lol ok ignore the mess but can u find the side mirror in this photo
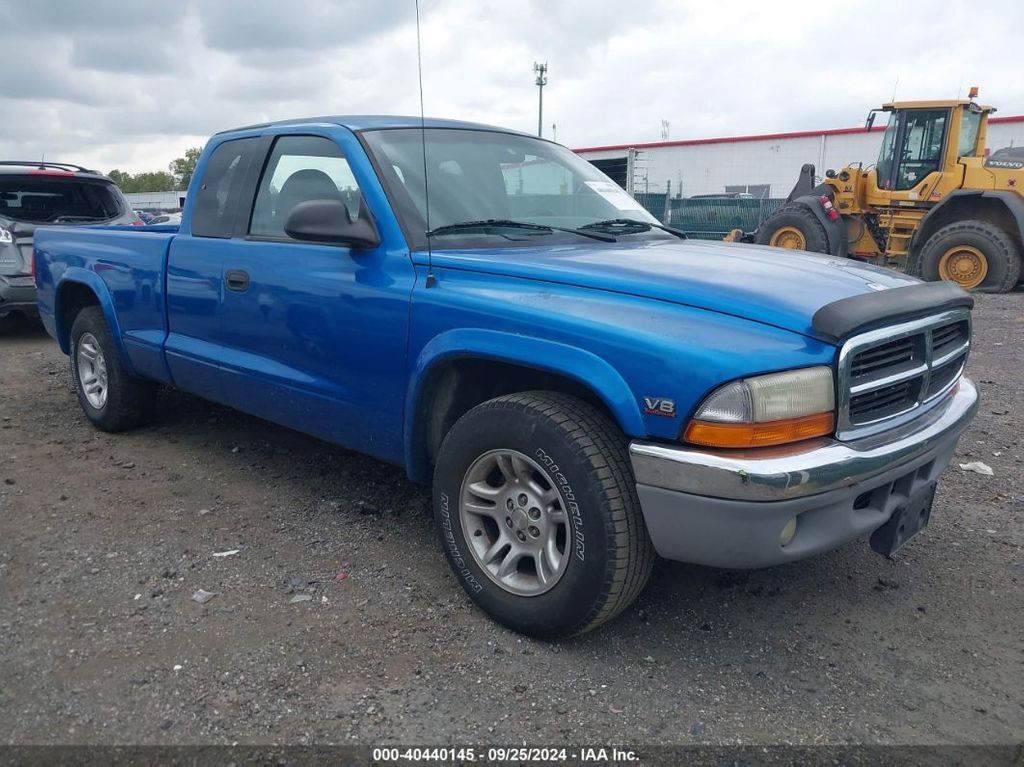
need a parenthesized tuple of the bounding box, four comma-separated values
(284, 199, 380, 249)
(865, 112, 876, 130)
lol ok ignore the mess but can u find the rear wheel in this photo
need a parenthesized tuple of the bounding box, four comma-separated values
(755, 204, 830, 254)
(917, 221, 1022, 292)
(70, 306, 157, 431)
(432, 391, 654, 638)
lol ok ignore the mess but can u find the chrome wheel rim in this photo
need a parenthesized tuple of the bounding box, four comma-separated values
(76, 332, 108, 409)
(459, 449, 571, 597)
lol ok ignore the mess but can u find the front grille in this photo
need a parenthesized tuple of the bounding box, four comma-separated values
(849, 336, 918, 380)
(849, 379, 919, 421)
(932, 320, 969, 359)
(838, 310, 971, 439)
(927, 356, 963, 397)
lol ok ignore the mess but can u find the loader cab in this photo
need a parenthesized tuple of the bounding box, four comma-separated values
(876, 108, 947, 192)
(866, 99, 993, 206)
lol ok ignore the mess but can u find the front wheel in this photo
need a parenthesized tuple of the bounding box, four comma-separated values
(70, 306, 157, 432)
(432, 391, 654, 638)
(755, 203, 831, 253)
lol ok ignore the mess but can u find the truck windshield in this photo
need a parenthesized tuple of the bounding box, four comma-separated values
(0, 176, 126, 224)
(361, 128, 664, 249)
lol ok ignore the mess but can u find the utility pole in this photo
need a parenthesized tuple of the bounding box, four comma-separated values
(533, 62, 548, 137)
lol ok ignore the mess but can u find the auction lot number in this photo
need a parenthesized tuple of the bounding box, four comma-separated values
(373, 746, 638, 762)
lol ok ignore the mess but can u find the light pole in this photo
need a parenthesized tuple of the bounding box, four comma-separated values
(533, 62, 547, 137)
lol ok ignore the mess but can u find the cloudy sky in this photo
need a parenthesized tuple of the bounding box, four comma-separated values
(3, 0, 1023, 174)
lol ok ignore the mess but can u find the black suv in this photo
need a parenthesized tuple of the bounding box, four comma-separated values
(0, 162, 138, 319)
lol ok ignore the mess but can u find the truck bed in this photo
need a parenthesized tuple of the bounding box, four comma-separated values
(34, 224, 178, 383)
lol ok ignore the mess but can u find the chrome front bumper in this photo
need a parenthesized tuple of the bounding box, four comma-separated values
(630, 378, 978, 503)
(628, 378, 978, 568)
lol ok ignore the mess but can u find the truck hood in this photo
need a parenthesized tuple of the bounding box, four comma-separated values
(421, 238, 919, 341)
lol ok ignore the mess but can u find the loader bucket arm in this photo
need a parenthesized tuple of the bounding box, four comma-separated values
(786, 164, 817, 202)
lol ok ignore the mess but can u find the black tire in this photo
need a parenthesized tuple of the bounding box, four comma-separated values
(69, 306, 157, 432)
(432, 391, 654, 638)
(915, 220, 1022, 293)
(755, 203, 830, 253)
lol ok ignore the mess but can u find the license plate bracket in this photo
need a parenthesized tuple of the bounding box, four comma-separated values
(869, 482, 936, 557)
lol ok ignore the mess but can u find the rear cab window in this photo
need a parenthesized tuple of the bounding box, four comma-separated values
(190, 137, 258, 238)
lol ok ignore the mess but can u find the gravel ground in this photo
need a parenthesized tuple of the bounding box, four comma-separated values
(0, 295, 1021, 748)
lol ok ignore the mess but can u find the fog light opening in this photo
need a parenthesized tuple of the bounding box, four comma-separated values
(780, 516, 798, 548)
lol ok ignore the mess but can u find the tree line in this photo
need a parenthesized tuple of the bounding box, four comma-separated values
(108, 147, 203, 193)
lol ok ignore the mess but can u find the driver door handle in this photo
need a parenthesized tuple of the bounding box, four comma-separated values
(225, 269, 250, 292)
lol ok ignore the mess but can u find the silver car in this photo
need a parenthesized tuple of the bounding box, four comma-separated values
(0, 161, 139, 319)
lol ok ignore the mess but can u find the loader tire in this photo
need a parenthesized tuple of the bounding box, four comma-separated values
(755, 204, 830, 254)
(916, 221, 1022, 293)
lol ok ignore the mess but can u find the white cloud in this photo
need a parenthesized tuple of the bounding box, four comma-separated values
(1, 0, 1021, 174)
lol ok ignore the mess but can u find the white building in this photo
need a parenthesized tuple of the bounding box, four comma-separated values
(574, 115, 1024, 199)
(124, 190, 187, 212)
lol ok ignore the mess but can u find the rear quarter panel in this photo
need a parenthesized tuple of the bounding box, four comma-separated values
(34, 225, 176, 382)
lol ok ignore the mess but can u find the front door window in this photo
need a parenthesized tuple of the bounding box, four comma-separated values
(877, 109, 949, 192)
(249, 135, 363, 238)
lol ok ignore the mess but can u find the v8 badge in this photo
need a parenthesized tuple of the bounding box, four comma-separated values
(643, 397, 676, 417)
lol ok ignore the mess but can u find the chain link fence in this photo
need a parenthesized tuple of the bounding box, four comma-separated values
(634, 193, 785, 241)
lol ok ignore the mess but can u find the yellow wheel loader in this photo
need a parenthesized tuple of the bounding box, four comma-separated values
(755, 89, 1024, 292)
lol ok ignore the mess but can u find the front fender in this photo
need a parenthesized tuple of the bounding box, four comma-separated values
(913, 189, 1024, 250)
(54, 268, 136, 373)
(404, 328, 644, 483)
(792, 193, 848, 258)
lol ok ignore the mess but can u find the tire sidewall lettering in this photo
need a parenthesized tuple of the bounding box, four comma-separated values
(534, 447, 585, 563)
(438, 490, 483, 593)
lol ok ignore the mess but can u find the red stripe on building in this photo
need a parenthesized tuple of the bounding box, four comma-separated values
(573, 114, 1024, 154)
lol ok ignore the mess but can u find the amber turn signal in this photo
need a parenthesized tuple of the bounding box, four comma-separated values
(683, 411, 835, 449)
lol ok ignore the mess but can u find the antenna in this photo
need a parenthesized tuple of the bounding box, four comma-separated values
(415, 0, 436, 288)
(533, 62, 548, 137)
(891, 75, 900, 102)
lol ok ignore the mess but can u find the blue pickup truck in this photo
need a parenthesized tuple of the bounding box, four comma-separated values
(34, 116, 978, 637)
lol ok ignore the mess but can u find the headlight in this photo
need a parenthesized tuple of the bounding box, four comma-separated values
(684, 366, 835, 448)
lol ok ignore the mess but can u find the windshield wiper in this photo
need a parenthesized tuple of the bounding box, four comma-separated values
(426, 219, 617, 243)
(580, 218, 688, 240)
